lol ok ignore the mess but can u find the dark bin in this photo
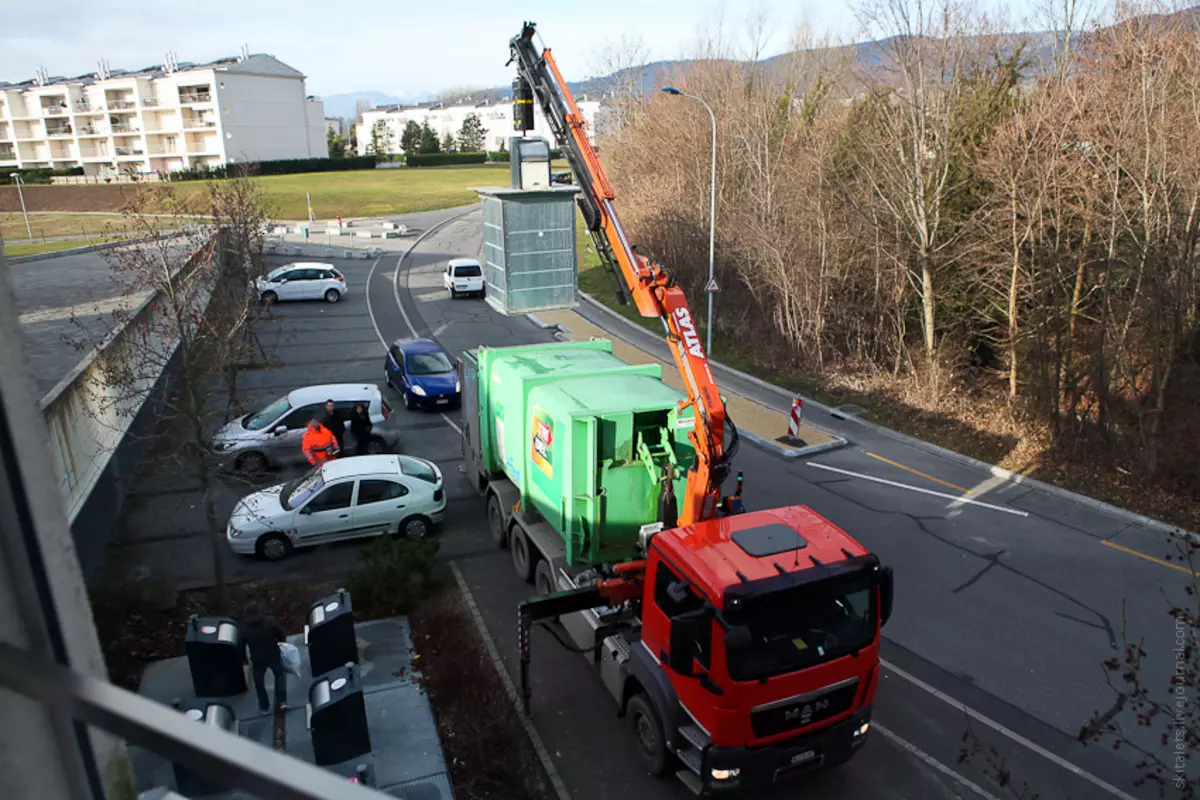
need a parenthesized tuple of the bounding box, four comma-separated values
(174, 703, 235, 796)
(308, 662, 371, 766)
(305, 589, 357, 678)
(185, 615, 246, 698)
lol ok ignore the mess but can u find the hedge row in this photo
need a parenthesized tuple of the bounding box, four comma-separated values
(0, 166, 84, 185)
(168, 155, 377, 182)
(405, 152, 488, 167)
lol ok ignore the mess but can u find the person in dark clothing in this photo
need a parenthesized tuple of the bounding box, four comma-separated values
(318, 398, 344, 453)
(350, 402, 373, 456)
(241, 603, 287, 713)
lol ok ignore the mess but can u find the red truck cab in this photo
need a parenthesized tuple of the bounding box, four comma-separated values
(626, 505, 893, 793)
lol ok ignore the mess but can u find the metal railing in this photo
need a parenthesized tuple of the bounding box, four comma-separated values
(73, 102, 93, 112)
(111, 125, 139, 134)
(179, 92, 213, 104)
(47, 127, 73, 137)
(183, 119, 217, 130)
(0, 643, 388, 800)
(77, 125, 100, 135)
(142, 98, 160, 107)
(107, 100, 136, 110)
(43, 106, 67, 116)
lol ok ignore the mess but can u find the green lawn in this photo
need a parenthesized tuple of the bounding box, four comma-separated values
(3, 237, 125, 258)
(1, 212, 128, 241)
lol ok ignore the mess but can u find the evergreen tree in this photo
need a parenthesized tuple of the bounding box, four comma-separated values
(400, 120, 421, 154)
(418, 121, 440, 154)
(457, 112, 486, 152)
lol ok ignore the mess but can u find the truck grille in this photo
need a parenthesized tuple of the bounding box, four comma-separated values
(750, 677, 858, 739)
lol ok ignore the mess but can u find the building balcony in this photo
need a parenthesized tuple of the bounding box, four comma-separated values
(47, 127, 73, 138)
(76, 125, 105, 137)
(42, 106, 68, 116)
(179, 92, 213, 105)
(0, 151, 16, 162)
(110, 124, 139, 134)
(182, 118, 217, 130)
(107, 100, 136, 110)
(114, 146, 145, 157)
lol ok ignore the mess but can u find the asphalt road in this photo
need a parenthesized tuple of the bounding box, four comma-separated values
(361, 207, 1191, 800)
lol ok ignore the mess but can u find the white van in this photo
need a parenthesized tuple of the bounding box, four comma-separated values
(443, 258, 485, 298)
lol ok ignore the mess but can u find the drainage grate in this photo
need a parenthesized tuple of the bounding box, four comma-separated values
(831, 404, 869, 420)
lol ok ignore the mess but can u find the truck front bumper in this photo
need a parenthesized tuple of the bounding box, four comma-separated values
(704, 706, 872, 793)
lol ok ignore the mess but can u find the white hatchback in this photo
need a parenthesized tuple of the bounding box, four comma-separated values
(443, 258, 485, 298)
(226, 454, 445, 560)
(257, 262, 347, 304)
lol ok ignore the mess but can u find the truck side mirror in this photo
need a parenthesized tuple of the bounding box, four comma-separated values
(879, 566, 894, 627)
(668, 609, 708, 676)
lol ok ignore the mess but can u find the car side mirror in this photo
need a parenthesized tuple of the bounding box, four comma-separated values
(668, 608, 708, 676)
(723, 625, 751, 652)
(879, 566, 894, 627)
(273, 425, 287, 435)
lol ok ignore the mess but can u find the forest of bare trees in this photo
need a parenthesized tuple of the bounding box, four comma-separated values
(601, 0, 1200, 526)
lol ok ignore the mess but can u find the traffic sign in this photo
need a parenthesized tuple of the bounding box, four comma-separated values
(705, 276, 721, 293)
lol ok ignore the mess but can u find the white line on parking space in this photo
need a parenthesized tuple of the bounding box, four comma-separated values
(872, 722, 1003, 800)
(805, 462, 1029, 517)
(880, 660, 1138, 800)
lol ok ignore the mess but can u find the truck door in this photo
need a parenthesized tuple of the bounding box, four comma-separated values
(645, 557, 717, 731)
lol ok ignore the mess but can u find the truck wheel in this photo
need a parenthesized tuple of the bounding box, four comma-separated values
(487, 493, 507, 548)
(627, 694, 667, 775)
(534, 560, 556, 596)
(510, 526, 535, 583)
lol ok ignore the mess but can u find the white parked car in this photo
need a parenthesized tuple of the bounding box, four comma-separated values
(257, 262, 347, 304)
(226, 454, 445, 560)
(443, 258, 484, 298)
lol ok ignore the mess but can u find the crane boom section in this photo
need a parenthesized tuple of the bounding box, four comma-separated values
(508, 23, 731, 525)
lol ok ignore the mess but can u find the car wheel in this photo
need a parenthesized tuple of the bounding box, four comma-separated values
(367, 436, 386, 455)
(257, 533, 292, 562)
(400, 515, 432, 538)
(261, 291, 278, 306)
(324, 288, 341, 303)
(627, 694, 667, 775)
(510, 525, 535, 583)
(487, 493, 507, 548)
(236, 452, 268, 474)
(405, 392, 417, 411)
(534, 560, 556, 596)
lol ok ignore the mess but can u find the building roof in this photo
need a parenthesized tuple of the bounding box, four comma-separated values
(0, 53, 302, 91)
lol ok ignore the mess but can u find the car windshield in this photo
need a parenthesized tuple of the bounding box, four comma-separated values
(281, 468, 325, 511)
(407, 352, 453, 375)
(453, 264, 482, 277)
(398, 455, 437, 484)
(242, 396, 291, 430)
(725, 569, 876, 682)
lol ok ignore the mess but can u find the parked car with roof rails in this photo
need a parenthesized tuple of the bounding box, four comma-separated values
(211, 383, 398, 473)
(384, 338, 461, 411)
(226, 454, 446, 560)
(256, 262, 347, 304)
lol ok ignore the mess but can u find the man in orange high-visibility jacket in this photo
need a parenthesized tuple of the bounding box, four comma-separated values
(302, 418, 338, 465)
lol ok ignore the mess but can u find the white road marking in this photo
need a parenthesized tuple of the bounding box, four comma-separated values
(872, 722, 1004, 800)
(880, 660, 1139, 800)
(364, 256, 386, 348)
(806, 462, 1029, 517)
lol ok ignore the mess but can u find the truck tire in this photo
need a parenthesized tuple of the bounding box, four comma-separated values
(534, 560, 556, 596)
(627, 694, 667, 775)
(487, 493, 507, 548)
(510, 525, 535, 583)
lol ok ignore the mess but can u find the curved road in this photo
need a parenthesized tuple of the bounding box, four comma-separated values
(366, 207, 1186, 800)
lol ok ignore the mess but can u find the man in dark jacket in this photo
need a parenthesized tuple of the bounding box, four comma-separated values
(242, 603, 287, 713)
(350, 402, 373, 456)
(318, 398, 345, 453)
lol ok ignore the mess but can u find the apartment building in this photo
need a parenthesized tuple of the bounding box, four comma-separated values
(0, 53, 327, 177)
(355, 96, 603, 156)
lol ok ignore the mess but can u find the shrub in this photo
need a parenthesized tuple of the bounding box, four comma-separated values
(347, 535, 439, 617)
(167, 156, 377, 182)
(487, 150, 511, 163)
(405, 152, 488, 167)
(0, 166, 83, 185)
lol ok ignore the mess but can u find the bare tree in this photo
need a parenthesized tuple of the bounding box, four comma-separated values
(68, 181, 277, 611)
(591, 32, 650, 133)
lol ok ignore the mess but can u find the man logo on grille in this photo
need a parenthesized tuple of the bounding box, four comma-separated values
(784, 698, 829, 725)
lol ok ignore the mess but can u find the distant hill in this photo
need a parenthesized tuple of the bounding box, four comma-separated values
(321, 90, 434, 119)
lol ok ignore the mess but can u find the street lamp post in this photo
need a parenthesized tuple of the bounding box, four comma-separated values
(8, 173, 33, 239)
(662, 86, 717, 357)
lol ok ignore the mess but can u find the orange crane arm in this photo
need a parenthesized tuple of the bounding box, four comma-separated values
(508, 23, 736, 525)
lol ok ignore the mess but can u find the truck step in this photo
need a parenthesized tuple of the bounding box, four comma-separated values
(677, 745, 702, 775)
(678, 723, 710, 750)
(675, 769, 704, 796)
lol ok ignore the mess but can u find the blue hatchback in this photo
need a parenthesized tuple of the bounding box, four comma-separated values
(385, 338, 460, 411)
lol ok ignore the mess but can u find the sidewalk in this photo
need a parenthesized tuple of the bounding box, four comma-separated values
(532, 307, 842, 457)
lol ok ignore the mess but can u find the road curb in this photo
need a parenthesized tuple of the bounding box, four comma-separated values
(450, 562, 572, 800)
(739, 429, 850, 460)
(9, 231, 185, 264)
(575, 292, 1197, 540)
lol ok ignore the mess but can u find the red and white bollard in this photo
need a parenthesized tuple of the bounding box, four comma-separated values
(787, 395, 803, 438)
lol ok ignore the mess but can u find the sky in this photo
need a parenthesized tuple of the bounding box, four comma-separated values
(2, 0, 1044, 99)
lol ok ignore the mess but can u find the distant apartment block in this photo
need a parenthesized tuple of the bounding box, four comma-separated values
(355, 97, 603, 156)
(0, 52, 327, 177)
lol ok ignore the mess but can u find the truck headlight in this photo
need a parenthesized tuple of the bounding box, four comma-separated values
(854, 722, 870, 738)
(411, 385, 426, 396)
(710, 767, 740, 780)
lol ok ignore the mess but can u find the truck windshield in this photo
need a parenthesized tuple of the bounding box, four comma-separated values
(725, 570, 876, 683)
